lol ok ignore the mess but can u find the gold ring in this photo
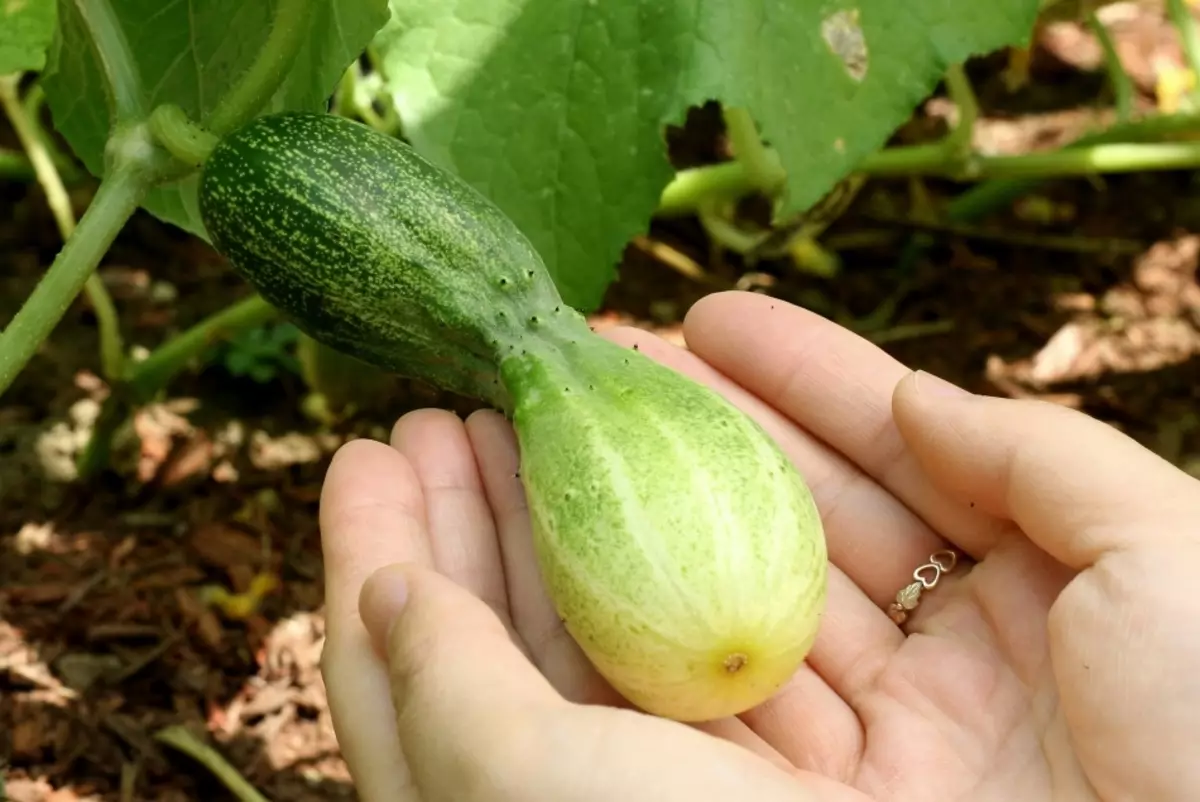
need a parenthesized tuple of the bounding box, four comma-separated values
(887, 549, 960, 626)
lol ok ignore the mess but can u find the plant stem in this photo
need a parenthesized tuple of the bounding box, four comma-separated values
(865, 139, 1200, 178)
(721, 107, 786, 194)
(23, 83, 85, 183)
(0, 165, 147, 397)
(1088, 12, 1134, 122)
(153, 726, 269, 802)
(697, 202, 768, 253)
(658, 109, 1200, 218)
(942, 64, 978, 159)
(125, 293, 278, 401)
(0, 75, 125, 383)
(77, 0, 147, 122)
(0, 147, 34, 179)
(204, 0, 314, 137)
(1168, 0, 1200, 88)
(149, 103, 219, 167)
(659, 160, 752, 216)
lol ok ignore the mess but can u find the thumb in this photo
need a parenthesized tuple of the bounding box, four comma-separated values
(891, 370, 1200, 569)
(359, 563, 564, 797)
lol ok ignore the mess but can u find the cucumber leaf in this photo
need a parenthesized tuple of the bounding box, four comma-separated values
(0, 0, 57, 75)
(374, 0, 1040, 311)
(40, 0, 390, 239)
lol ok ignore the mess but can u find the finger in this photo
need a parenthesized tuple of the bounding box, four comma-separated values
(465, 409, 625, 707)
(601, 325, 947, 611)
(739, 569, 904, 772)
(362, 564, 869, 802)
(891, 370, 1200, 569)
(319, 440, 431, 801)
(360, 563, 564, 800)
(391, 409, 515, 634)
(321, 440, 433, 628)
(682, 291, 1011, 558)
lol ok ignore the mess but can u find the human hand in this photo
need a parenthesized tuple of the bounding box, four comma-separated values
(319, 290, 1200, 802)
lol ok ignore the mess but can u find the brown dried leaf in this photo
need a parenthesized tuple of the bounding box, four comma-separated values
(187, 523, 263, 571)
(1029, 322, 1090, 385)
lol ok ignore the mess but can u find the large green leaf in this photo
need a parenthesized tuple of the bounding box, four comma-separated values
(0, 0, 58, 75)
(40, 0, 389, 238)
(375, 0, 1040, 310)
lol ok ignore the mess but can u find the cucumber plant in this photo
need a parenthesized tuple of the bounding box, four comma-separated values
(6, 0, 1200, 718)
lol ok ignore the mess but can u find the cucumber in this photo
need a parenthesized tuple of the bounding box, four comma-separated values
(199, 111, 828, 722)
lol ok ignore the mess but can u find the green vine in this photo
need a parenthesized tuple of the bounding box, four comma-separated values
(721, 107, 785, 196)
(659, 103, 1200, 220)
(0, 0, 316, 399)
(0, 153, 148, 394)
(77, 0, 147, 123)
(149, 104, 219, 167)
(0, 75, 125, 382)
(204, 0, 313, 138)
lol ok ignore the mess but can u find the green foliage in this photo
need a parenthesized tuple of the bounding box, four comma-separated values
(373, 0, 1041, 310)
(0, 0, 57, 75)
(38, 0, 389, 238)
(217, 321, 301, 384)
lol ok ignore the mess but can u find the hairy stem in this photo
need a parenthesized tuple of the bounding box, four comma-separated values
(204, 0, 314, 137)
(0, 75, 125, 382)
(1088, 12, 1134, 121)
(0, 164, 148, 397)
(77, 0, 147, 121)
(149, 103, 220, 167)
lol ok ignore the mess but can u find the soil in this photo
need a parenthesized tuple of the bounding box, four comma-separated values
(2, 4, 1199, 800)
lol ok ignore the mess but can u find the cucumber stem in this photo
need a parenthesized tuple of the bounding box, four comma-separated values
(146, 0, 315, 169)
(149, 103, 220, 167)
(125, 293, 279, 401)
(657, 110, 1200, 217)
(659, 160, 753, 217)
(721, 107, 786, 195)
(204, 0, 314, 138)
(866, 139, 1200, 177)
(0, 161, 148, 397)
(77, 0, 148, 122)
(0, 74, 126, 383)
(942, 64, 978, 164)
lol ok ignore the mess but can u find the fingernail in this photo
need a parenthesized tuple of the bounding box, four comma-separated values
(359, 564, 412, 657)
(914, 370, 970, 398)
